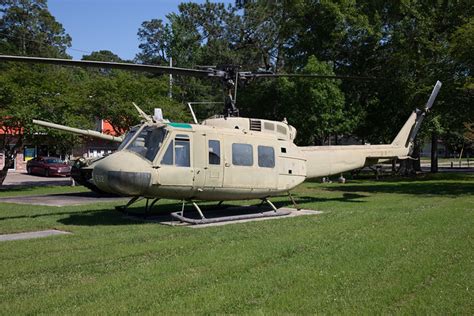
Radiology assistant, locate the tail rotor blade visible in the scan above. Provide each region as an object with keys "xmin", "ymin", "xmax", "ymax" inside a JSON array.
[{"xmin": 425, "ymin": 80, "xmax": 442, "ymax": 111}]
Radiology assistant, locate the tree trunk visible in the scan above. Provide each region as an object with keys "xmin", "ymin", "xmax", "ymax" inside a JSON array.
[
  {"xmin": 396, "ymin": 141, "xmax": 421, "ymax": 175},
  {"xmin": 0, "ymin": 158, "xmax": 12, "ymax": 185},
  {"xmin": 431, "ymin": 132, "xmax": 438, "ymax": 173},
  {"xmin": 398, "ymin": 159, "xmax": 415, "ymax": 175},
  {"xmin": 0, "ymin": 168, "xmax": 8, "ymax": 185},
  {"xmin": 0, "ymin": 137, "xmax": 23, "ymax": 186},
  {"xmin": 412, "ymin": 141, "xmax": 422, "ymax": 172}
]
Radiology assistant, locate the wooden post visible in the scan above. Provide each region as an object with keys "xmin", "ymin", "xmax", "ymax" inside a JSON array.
[{"xmin": 431, "ymin": 132, "xmax": 438, "ymax": 173}]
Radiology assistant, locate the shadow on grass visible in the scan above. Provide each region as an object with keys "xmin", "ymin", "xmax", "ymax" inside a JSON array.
[
  {"xmin": 58, "ymin": 209, "xmax": 147, "ymax": 226},
  {"xmin": 307, "ymin": 172, "xmax": 474, "ymax": 183},
  {"xmin": 56, "ymin": 193, "xmax": 368, "ymax": 226},
  {"xmin": 324, "ymin": 181, "xmax": 474, "ymax": 196},
  {"xmin": 57, "ymin": 201, "xmax": 206, "ymax": 226},
  {"xmin": 0, "ymin": 209, "xmax": 100, "ymax": 222},
  {"xmin": 0, "ymin": 186, "xmax": 43, "ymax": 194},
  {"xmin": 291, "ymin": 193, "xmax": 368, "ymax": 205}
]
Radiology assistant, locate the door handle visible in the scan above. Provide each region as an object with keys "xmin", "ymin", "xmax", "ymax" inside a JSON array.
[{"xmin": 225, "ymin": 163, "xmax": 230, "ymax": 167}]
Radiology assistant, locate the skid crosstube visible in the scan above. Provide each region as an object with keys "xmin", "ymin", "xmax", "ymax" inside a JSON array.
[{"xmin": 171, "ymin": 209, "xmax": 291, "ymax": 225}]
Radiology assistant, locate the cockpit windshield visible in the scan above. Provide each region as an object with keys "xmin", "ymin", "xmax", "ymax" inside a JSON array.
[
  {"xmin": 118, "ymin": 128, "xmax": 138, "ymax": 151},
  {"xmin": 121, "ymin": 126, "xmax": 167, "ymax": 162}
]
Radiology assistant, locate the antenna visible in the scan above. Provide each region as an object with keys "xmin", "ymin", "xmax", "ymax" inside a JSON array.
[
  {"xmin": 132, "ymin": 102, "xmax": 153, "ymax": 122},
  {"xmin": 187, "ymin": 102, "xmax": 224, "ymax": 124}
]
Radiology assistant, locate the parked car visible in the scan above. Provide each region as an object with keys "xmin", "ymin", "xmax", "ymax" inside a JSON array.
[{"xmin": 26, "ymin": 157, "xmax": 72, "ymax": 177}]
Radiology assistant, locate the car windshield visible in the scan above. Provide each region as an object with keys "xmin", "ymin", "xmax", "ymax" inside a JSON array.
[
  {"xmin": 125, "ymin": 126, "xmax": 167, "ymax": 162},
  {"xmin": 45, "ymin": 158, "xmax": 63, "ymax": 164}
]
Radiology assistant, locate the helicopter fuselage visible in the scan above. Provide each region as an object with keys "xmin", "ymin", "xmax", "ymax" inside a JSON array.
[
  {"xmin": 90, "ymin": 108, "xmax": 422, "ymax": 202},
  {"xmin": 91, "ymin": 116, "xmax": 307, "ymax": 200}
]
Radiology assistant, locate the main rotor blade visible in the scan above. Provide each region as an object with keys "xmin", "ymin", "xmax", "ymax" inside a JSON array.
[
  {"xmin": 242, "ymin": 73, "xmax": 378, "ymax": 80},
  {"xmin": 0, "ymin": 55, "xmax": 213, "ymax": 77}
]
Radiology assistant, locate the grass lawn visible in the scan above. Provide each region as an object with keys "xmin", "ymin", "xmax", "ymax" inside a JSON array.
[{"xmin": 0, "ymin": 173, "xmax": 472, "ymax": 314}]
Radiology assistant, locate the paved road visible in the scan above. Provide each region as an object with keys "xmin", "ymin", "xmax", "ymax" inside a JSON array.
[
  {"xmin": 2, "ymin": 172, "xmax": 74, "ymax": 187},
  {"xmin": 0, "ymin": 173, "xmax": 127, "ymax": 206},
  {"xmin": 0, "ymin": 191, "xmax": 127, "ymax": 206}
]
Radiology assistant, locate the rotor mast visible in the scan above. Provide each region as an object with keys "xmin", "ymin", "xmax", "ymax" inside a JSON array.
[{"xmin": 221, "ymin": 65, "xmax": 240, "ymax": 117}]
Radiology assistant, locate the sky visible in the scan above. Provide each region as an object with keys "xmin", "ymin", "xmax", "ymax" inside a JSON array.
[{"xmin": 48, "ymin": 0, "xmax": 235, "ymax": 61}]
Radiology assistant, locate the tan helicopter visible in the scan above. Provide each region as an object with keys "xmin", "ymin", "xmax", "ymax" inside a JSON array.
[{"xmin": 0, "ymin": 55, "xmax": 441, "ymax": 224}]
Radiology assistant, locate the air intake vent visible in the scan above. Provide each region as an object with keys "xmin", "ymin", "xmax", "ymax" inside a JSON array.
[{"xmin": 249, "ymin": 119, "xmax": 262, "ymax": 131}]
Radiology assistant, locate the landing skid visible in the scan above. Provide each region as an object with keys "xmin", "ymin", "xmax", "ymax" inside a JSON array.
[
  {"xmin": 115, "ymin": 196, "xmax": 160, "ymax": 216},
  {"xmin": 116, "ymin": 193, "xmax": 301, "ymax": 225},
  {"xmin": 170, "ymin": 198, "xmax": 291, "ymax": 225}
]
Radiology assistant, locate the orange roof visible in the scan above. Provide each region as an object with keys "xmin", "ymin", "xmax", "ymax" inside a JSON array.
[
  {"xmin": 101, "ymin": 120, "xmax": 124, "ymax": 136},
  {"xmin": 1, "ymin": 119, "xmax": 122, "ymax": 136},
  {"xmin": 0, "ymin": 126, "xmax": 23, "ymax": 135}
]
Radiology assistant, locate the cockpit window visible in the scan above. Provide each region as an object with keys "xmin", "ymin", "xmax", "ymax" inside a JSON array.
[
  {"xmin": 118, "ymin": 129, "xmax": 138, "ymax": 150},
  {"xmin": 125, "ymin": 126, "xmax": 167, "ymax": 162}
]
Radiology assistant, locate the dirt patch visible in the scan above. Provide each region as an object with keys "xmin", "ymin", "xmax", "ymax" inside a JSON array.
[
  {"xmin": 0, "ymin": 229, "xmax": 71, "ymax": 241},
  {"xmin": 0, "ymin": 192, "xmax": 127, "ymax": 206}
]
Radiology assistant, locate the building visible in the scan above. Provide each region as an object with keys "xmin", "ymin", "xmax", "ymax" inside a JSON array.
[{"xmin": 0, "ymin": 120, "xmax": 120, "ymax": 172}]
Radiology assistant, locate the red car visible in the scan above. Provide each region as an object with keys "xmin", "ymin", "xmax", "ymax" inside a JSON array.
[{"xmin": 26, "ymin": 157, "xmax": 72, "ymax": 177}]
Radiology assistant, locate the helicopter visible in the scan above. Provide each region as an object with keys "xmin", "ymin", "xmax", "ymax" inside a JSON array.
[{"xmin": 0, "ymin": 55, "xmax": 441, "ymax": 224}]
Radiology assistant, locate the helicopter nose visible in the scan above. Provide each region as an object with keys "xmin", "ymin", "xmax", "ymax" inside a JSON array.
[{"xmin": 92, "ymin": 151, "xmax": 153, "ymax": 196}]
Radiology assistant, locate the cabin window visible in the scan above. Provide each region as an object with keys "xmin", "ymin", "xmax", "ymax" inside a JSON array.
[
  {"xmin": 264, "ymin": 122, "xmax": 275, "ymax": 131},
  {"xmin": 175, "ymin": 135, "xmax": 190, "ymax": 167},
  {"xmin": 161, "ymin": 140, "xmax": 173, "ymax": 165},
  {"xmin": 277, "ymin": 125, "xmax": 287, "ymax": 135},
  {"xmin": 208, "ymin": 140, "xmax": 220, "ymax": 165},
  {"xmin": 160, "ymin": 135, "xmax": 191, "ymax": 167},
  {"xmin": 232, "ymin": 143, "xmax": 253, "ymax": 166},
  {"xmin": 258, "ymin": 146, "xmax": 275, "ymax": 168}
]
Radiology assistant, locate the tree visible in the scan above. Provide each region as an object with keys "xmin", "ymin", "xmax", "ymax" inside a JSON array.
[
  {"xmin": 137, "ymin": 19, "xmax": 173, "ymax": 65},
  {"xmin": 282, "ymin": 56, "xmax": 347, "ymax": 145},
  {"xmin": 0, "ymin": 0, "xmax": 72, "ymax": 184},
  {"xmin": 84, "ymin": 70, "xmax": 190, "ymax": 135},
  {"xmin": 239, "ymin": 56, "xmax": 346, "ymax": 145},
  {"xmin": 450, "ymin": 18, "xmax": 474, "ymax": 159},
  {"xmin": 82, "ymin": 50, "xmax": 122, "ymax": 62},
  {"xmin": 0, "ymin": 64, "xmax": 86, "ymax": 184},
  {"xmin": 0, "ymin": 0, "xmax": 71, "ymax": 57}
]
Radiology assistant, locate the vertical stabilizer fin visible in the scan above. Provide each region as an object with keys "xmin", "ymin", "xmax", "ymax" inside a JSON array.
[{"xmin": 391, "ymin": 111, "xmax": 418, "ymax": 147}]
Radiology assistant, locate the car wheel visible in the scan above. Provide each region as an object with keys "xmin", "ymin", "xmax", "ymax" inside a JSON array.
[
  {"xmin": 45, "ymin": 169, "xmax": 50, "ymax": 177},
  {"xmin": 27, "ymin": 167, "xmax": 32, "ymax": 174}
]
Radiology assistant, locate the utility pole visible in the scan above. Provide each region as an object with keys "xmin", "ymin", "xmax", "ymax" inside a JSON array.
[{"xmin": 168, "ymin": 57, "xmax": 173, "ymax": 99}]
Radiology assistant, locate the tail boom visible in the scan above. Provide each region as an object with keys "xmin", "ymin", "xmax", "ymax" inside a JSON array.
[
  {"xmin": 301, "ymin": 80, "xmax": 441, "ymax": 179},
  {"xmin": 301, "ymin": 143, "xmax": 409, "ymax": 178}
]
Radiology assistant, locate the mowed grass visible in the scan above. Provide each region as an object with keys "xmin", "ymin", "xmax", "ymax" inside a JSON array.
[{"xmin": 0, "ymin": 173, "xmax": 472, "ymax": 314}]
